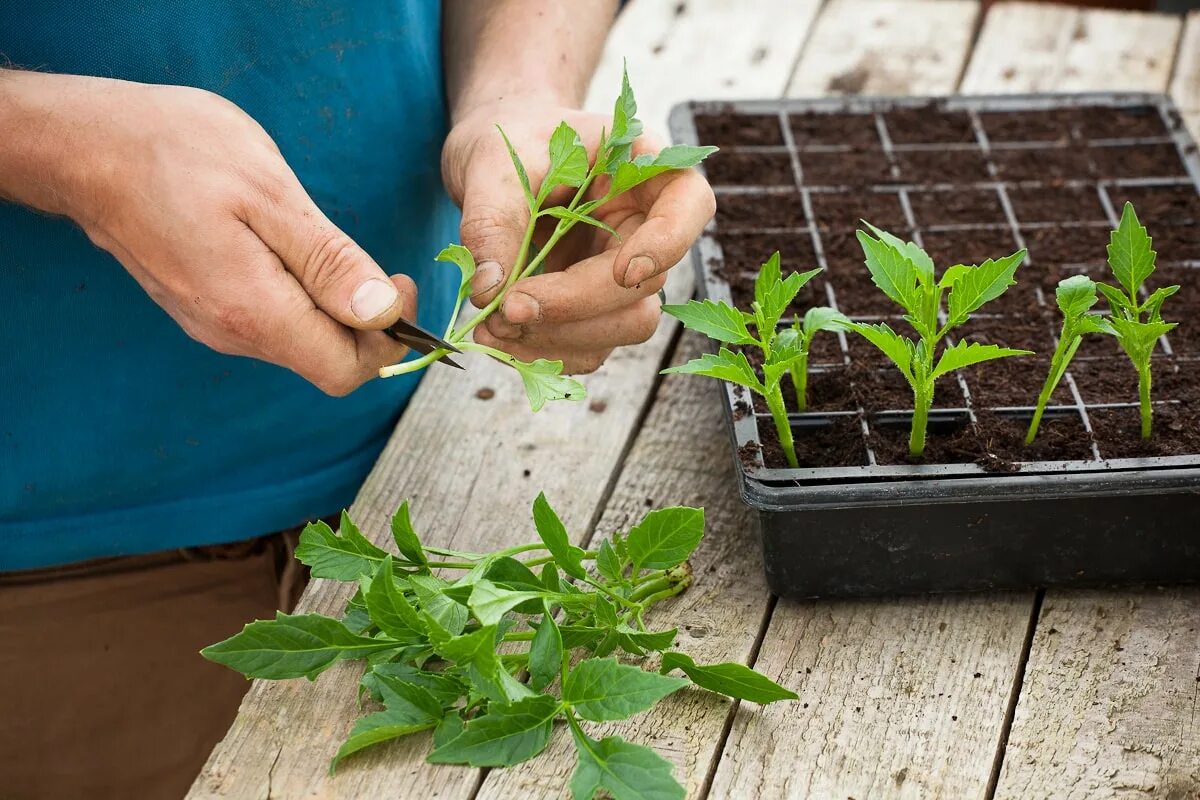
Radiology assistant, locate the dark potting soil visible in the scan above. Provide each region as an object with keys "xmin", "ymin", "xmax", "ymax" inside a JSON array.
[
  {"xmin": 755, "ymin": 413, "xmax": 870, "ymax": 469},
  {"xmin": 704, "ymin": 151, "xmax": 794, "ymax": 186},
  {"xmin": 810, "ymin": 191, "xmax": 907, "ymax": 231},
  {"xmin": 1007, "ymin": 186, "xmax": 1106, "ymax": 223},
  {"xmin": 909, "ymin": 188, "xmax": 1006, "ymax": 227},
  {"xmin": 694, "ymin": 111, "xmax": 784, "ymax": 147},
  {"xmin": 700, "ymin": 102, "xmax": 1200, "ymax": 470},
  {"xmin": 714, "ymin": 191, "xmax": 807, "ymax": 229}
]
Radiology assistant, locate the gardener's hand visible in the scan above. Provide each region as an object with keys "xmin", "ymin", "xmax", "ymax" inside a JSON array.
[
  {"xmin": 0, "ymin": 72, "xmax": 413, "ymax": 396},
  {"xmin": 442, "ymin": 98, "xmax": 716, "ymax": 374}
]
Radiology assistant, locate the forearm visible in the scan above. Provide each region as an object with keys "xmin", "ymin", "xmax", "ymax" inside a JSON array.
[{"xmin": 442, "ymin": 0, "xmax": 618, "ymax": 122}]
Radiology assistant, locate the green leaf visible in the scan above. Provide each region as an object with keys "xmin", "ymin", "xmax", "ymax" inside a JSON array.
[
  {"xmin": 363, "ymin": 664, "xmax": 465, "ymax": 708},
  {"xmin": 1109, "ymin": 316, "xmax": 1176, "ymax": 362},
  {"xmin": 615, "ymin": 625, "xmax": 677, "ymax": 655},
  {"xmin": 497, "ymin": 126, "xmax": 535, "ymax": 210},
  {"xmin": 1143, "ymin": 284, "xmax": 1180, "ymax": 322},
  {"xmin": 363, "ymin": 556, "xmax": 426, "ymax": 641},
  {"xmin": 428, "ymin": 694, "xmax": 561, "ymax": 768},
  {"xmin": 659, "ymin": 652, "xmax": 798, "ymax": 703},
  {"xmin": 540, "ymin": 562, "xmax": 562, "ymax": 594},
  {"xmin": 331, "ymin": 713, "xmax": 437, "ymax": 772},
  {"xmin": 662, "ymin": 299, "xmax": 756, "ymax": 345},
  {"xmin": 1096, "ymin": 281, "xmax": 1135, "ymax": 315},
  {"xmin": 1055, "ymin": 274, "xmax": 1100, "ymax": 319},
  {"xmin": 626, "ymin": 506, "xmax": 705, "ymax": 572},
  {"xmin": 542, "ymin": 122, "xmax": 591, "ymax": 200},
  {"xmin": 564, "ymin": 657, "xmax": 689, "ymax": 722},
  {"xmin": 752, "ymin": 253, "xmax": 820, "ymax": 333},
  {"xmin": 1107, "ymin": 201, "xmax": 1156, "ymax": 298},
  {"xmin": 200, "ymin": 612, "xmax": 399, "ymax": 680},
  {"xmin": 540, "ymin": 206, "xmax": 620, "ymax": 239},
  {"xmin": 661, "ymin": 347, "xmax": 764, "ymax": 393},
  {"xmin": 485, "ymin": 556, "xmax": 544, "ymax": 594},
  {"xmin": 843, "ymin": 322, "xmax": 916, "ymax": 384},
  {"xmin": 946, "ymin": 250, "xmax": 1027, "ymax": 323},
  {"xmin": 294, "ymin": 514, "xmax": 388, "ymax": 581},
  {"xmin": 595, "ymin": 538, "xmax": 624, "ymax": 582},
  {"xmin": 801, "ymin": 306, "xmax": 849, "ymax": 338},
  {"xmin": 469, "ymin": 579, "xmax": 548, "ymax": 626},
  {"xmin": 604, "ymin": 63, "xmax": 644, "ymax": 171},
  {"xmin": 856, "ymin": 229, "xmax": 919, "ymax": 313},
  {"xmin": 931, "ymin": 341, "xmax": 1032, "ymax": 380},
  {"xmin": 559, "ymin": 624, "xmax": 608, "ymax": 650},
  {"xmin": 409, "ymin": 574, "xmax": 468, "ymax": 636},
  {"xmin": 864, "ymin": 222, "xmax": 934, "ymax": 284},
  {"xmin": 569, "ymin": 727, "xmax": 684, "ymax": 800},
  {"xmin": 435, "ymin": 244, "xmax": 478, "ymax": 310},
  {"xmin": 433, "ymin": 713, "xmax": 465, "ymax": 749},
  {"xmin": 389, "ymin": 502, "xmax": 428, "ymax": 569},
  {"xmin": 937, "ymin": 263, "xmax": 973, "ymax": 289},
  {"xmin": 373, "ymin": 673, "xmax": 445, "ymax": 721},
  {"xmin": 529, "ymin": 612, "xmax": 564, "ymax": 692},
  {"xmin": 610, "ymin": 145, "xmax": 718, "ymax": 195},
  {"xmin": 502, "ymin": 355, "xmax": 587, "ymax": 411},
  {"xmin": 532, "ymin": 492, "xmax": 588, "ymax": 580},
  {"xmin": 433, "ymin": 625, "xmax": 507, "ymax": 701}
]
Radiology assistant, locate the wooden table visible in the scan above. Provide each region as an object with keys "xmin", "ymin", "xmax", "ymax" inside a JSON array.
[{"xmin": 188, "ymin": 2, "xmax": 1200, "ymax": 797}]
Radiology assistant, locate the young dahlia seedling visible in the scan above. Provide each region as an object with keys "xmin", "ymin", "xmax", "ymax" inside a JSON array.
[
  {"xmin": 1095, "ymin": 202, "xmax": 1179, "ymax": 438},
  {"xmin": 1025, "ymin": 275, "xmax": 1112, "ymax": 443},
  {"xmin": 202, "ymin": 494, "xmax": 796, "ymax": 798},
  {"xmin": 661, "ymin": 252, "xmax": 846, "ymax": 468},
  {"xmin": 842, "ymin": 224, "xmax": 1032, "ymax": 459},
  {"xmin": 378, "ymin": 68, "xmax": 716, "ymax": 412}
]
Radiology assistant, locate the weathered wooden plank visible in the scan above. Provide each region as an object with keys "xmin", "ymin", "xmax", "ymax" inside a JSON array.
[
  {"xmin": 1170, "ymin": 11, "xmax": 1200, "ymax": 141},
  {"xmin": 961, "ymin": 2, "xmax": 1180, "ymax": 94},
  {"xmin": 787, "ymin": 0, "xmax": 980, "ymax": 98},
  {"xmin": 478, "ymin": 332, "xmax": 769, "ymax": 800},
  {"xmin": 992, "ymin": 590, "xmax": 1200, "ymax": 800},
  {"xmin": 186, "ymin": 1, "xmax": 813, "ymax": 797}
]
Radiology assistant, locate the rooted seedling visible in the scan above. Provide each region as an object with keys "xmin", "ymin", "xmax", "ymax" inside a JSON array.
[
  {"xmin": 378, "ymin": 68, "xmax": 716, "ymax": 412},
  {"xmin": 842, "ymin": 224, "xmax": 1032, "ymax": 458},
  {"xmin": 661, "ymin": 252, "xmax": 846, "ymax": 467},
  {"xmin": 1026, "ymin": 275, "xmax": 1111, "ymax": 443},
  {"xmin": 202, "ymin": 495, "xmax": 795, "ymax": 797},
  {"xmin": 1096, "ymin": 202, "xmax": 1179, "ymax": 438}
]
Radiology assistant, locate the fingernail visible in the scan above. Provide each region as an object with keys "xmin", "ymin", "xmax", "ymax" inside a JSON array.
[
  {"xmin": 351, "ymin": 278, "xmax": 398, "ymax": 322},
  {"xmin": 471, "ymin": 261, "xmax": 503, "ymax": 297},
  {"xmin": 623, "ymin": 255, "xmax": 657, "ymax": 288},
  {"xmin": 503, "ymin": 292, "xmax": 540, "ymax": 324}
]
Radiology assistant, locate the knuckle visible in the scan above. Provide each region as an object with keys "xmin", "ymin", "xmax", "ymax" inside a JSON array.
[
  {"xmin": 459, "ymin": 203, "xmax": 527, "ymax": 254},
  {"xmin": 208, "ymin": 299, "xmax": 267, "ymax": 349},
  {"xmin": 303, "ymin": 231, "xmax": 364, "ymax": 293}
]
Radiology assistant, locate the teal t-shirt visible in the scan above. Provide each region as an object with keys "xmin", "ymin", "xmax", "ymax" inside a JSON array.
[{"xmin": 0, "ymin": 1, "xmax": 459, "ymax": 570}]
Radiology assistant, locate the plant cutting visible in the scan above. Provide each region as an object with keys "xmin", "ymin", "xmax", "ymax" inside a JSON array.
[
  {"xmin": 1095, "ymin": 202, "xmax": 1179, "ymax": 438},
  {"xmin": 661, "ymin": 252, "xmax": 846, "ymax": 468},
  {"xmin": 376, "ymin": 68, "xmax": 716, "ymax": 411},
  {"xmin": 841, "ymin": 224, "xmax": 1032, "ymax": 459},
  {"xmin": 1025, "ymin": 275, "xmax": 1112, "ymax": 443},
  {"xmin": 202, "ymin": 494, "xmax": 796, "ymax": 798}
]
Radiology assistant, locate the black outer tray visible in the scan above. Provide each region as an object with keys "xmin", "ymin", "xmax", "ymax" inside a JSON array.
[{"xmin": 670, "ymin": 94, "xmax": 1200, "ymax": 598}]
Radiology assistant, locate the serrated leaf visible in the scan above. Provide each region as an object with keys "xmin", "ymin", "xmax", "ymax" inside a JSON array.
[
  {"xmin": 1107, "ymin": 201, "xmax": 1156, "ymax": 297},
  {"xmin": 542, "ymin": 122, "xmax": 590, "ymax": 201},
  {"xmin": 363, "ymin": 664, "xmax": 465, "ymax": 708},
  {"xmin": 569, "ymin": 728, "xmax": 684, "ymax": 800},
  {"xmin": 1108, "ymin": 316, "xmax": 1176, "ymax": 361},
  {"xmin": 497, "ymin": 126, "xmax": 535, "ymax": 210},
  {"xmin": 363, "ymin": 556, "xmax": 426, "ymax": 641},
  {"xmin": 540, "ymin": 206, "xmax": 620, "ymax": 239},
  {"xmin": 1055, "ymin": 274, "xmax": 1100, "ymax": 319},
  {"xmin": 200, "ymin": 612, "xmax": 399, "ymax": 680},
  {"xmin": 931, "ymin": 341, "xmax": 1031, "ymax": 380},
  {"xmin": 1096, "ymin": 281, "xmax": 1135, "ymax": 315},
  {"xmin": 844, "ymin": 322, "xmax": 916, "ymax": 384},
  {"xmin": 469, "ymin": 579, "xmax": 548, "ymax": 626},
  {"xmin": 388, "ymin": 501, "xmax": 427, "ymax": 568},
  {"xmin": 660, "ymin": 652, "xmax": 798, "ymax": 703},
  {"xmin": 662, "ymin": 299, "xmax": 755, "ymax": 344},
  {"xmin": 856, "ymin": 229, "xmax": 919, "ymax": 312},
  {"xmin": 801, "ymin": 306, "xmax": 849, "ymax": 337},
  {"xmin": 660, "ymin": 347, "xmax": 764, "ymax": 393},
  {"xmin": 532, "ymin": 492, "xmax": 588, "ymax": 580},
  {"xmin": 946, "ymin": 250, "xmax": 1026, "ymax": 323},
  {"xmin": 626, "ymin": 506, "xmax": 704, "ymax": 572},
  {"xmin": 863, "ymin": 222, "xmax": 934, "ymax": 285},
  {"xmin": 435, "ymin": 244, "xmax": 478, "ymax": 310},
  {"xmin": 610, "ymin": 145, "xmax": 717, "ymax": 195},
  {"xmin": 1142, "ymin": 284, "xmax": 1180, "ymax": 322},
  {"xmin": 528, "ymin": 612, "xmax": 564, "ymax": 692},
  {"xmin": 409, "ymin": 574, "xmax": 468, "ymax": 636},
  {"xmin": 499, "ymin": 355, "xmax": 586, "ymax": 411},
  {"xmin": 429, "ymin": 694, "xmax": 561, "ymax": 768},
  {"xmin": 294, "ymin": 515, "xmax": 389, "ymax": 581},
  {"xmin": 937, "ymin": 263, "xmax": 973, "ymax": 289},
  {"xmin": 564, "ymin": 657, "xmax": 689, "ymax": 722},
  {"xmin": 603, "ymin": 63, "xmax": 643, "ymax": 172},
  {"xmin": 433, "ymin": 625, "xmax": 507, "ymax": 701},
  {"xmin": 595, "ymin": 538, "xmax": 624, "ymax": 582}
]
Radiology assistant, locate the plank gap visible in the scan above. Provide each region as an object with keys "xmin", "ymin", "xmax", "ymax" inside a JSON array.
[
  {"xmin": 781, "ymin": 0, "xmax": 832, "ymax": 98},
  {"xmin": 984, "ymin": 588, "xmax": 1045, "ymax": 800}
]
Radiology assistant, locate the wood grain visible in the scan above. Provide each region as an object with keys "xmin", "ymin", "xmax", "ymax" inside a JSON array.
[
  {"xmin": 787, "ymin": 0, "xmax": 981, "ymax": 98},
  {"xmin": 961, "ymin": 2, "xmax": 1181, "ymax": 94}
]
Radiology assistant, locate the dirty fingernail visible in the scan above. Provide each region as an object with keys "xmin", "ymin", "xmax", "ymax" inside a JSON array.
[
  {"xmin": 623, "ymin": 255, "xmax": 657, "ymax": 287},
  {"xmin": 351, "ymin": 278, "xmax": 399, "ymax": 322},
  {"xmin": 503, "ymin": 292, "xmax": 541, "ymax": 324},
  {"xmin": 471, "ymin": 261, "xmax": 503, "ymax": 297}
]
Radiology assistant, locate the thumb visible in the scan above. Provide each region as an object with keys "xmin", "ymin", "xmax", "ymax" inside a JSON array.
[
  {"xmin": 246, "ymin": 178, "xmax": 408, "ymax": 330},
  {"xmin": 459, "ymin": 173, "xmax": 531, "ymax": 308}
]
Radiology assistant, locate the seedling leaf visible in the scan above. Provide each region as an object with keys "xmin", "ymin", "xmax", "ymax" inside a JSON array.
[
  {"xmin": 497, "ymin": 126, "xmax": 535, "ymax": 210},
  {"xmin": 428, "ymin": 694, "xmax": 560, "ymax": 767},
  {"xmin": 295, "ymin": 517, "xmax": 389, "ymax": 581},
  {"xmin": 564, "ymin": 657, "xmax": 689, "ymax": 721},
  {"xmin": 1107, "ymin": 201, "xmax": 1156, "ymax": 299},
  {"xmin": 1055, "ymin": 274, "xmax": 1100, "ymax": 318},
  {"xmin": 843, "ymin": 322, "xmax": 916, "ymax": 384},
  {"xmin": 660, "ymin": 652, "xmax": 798, "ymax": 703},
  {"xmin": 390, "ymin": 502, "xmax": 428, "ymax": 569},
  {"xmin": 569, "ymin": 727, "xmax": 684, "ymax": 800},
  {"xmin": 661, "ymin": 347, "xmax": 763, "ymax": 393},
  {"xmin": 663, "ymin": 299, "xmax": 756, "ymax": 345},
  {"xmin": 856, "ymin": 229, "xmax": 919, "ymax": 312},
  {"xmin": 626, "ymin": 506, "xmax": 705, "ymax": 572},
  {"xmin": 931, "ymin": 341, "xmax": 1031, "ymax": 380},
  {"xmin": 946, "ymin": 250, "xmax": 1027, "ymax": 323}
]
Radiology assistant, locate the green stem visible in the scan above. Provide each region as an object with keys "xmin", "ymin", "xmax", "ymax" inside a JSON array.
[
  {"xmin": 583, "ymin": 577, "xmax": 641, "ymax": 611},
  {"xmin": 636, "ymin": 583, "xmax": 689, "ymax": 608},
  {"xmin": 501, "ymin": 631, "xmax": 536, "ymax": 642},
  {"xmin": 764, "ymin": 381, "xmax": 799, "ymax": 468},
  {"xmin": 910, "ymin": 382, "xmax": 931, "ymax": 459},
  {"xmin": 424, "ymin": 560, "xmax": 479, "ymax": 570},
  {"xmin": 790, "ymin": 349, "xmax": 810, "ymax": 412},
  {"xmin": 1026, "ymin": 331, "xmax": 1079, "ymax": 445},
  {"xmin": 628, "ymin": 575, "xmax": 672, "ymax": 603},
  {"xmin": 1138, "ymin": 363, "xmax": 1153, "ymax": 438}
]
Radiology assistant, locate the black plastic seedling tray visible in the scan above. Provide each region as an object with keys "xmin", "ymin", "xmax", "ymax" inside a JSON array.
[{"xmin": 670, "ymin": 94, "xmax": 1200, "ymax": 598}]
